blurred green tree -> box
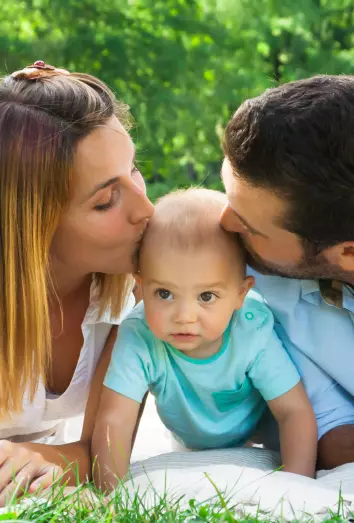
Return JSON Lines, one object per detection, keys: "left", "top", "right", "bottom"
{"left": 0, "top": 0, "right": 353, "bottom": 199}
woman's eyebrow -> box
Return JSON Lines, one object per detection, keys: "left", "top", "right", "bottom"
{"left": 89, "top": 177, "right": 119, "bottom": 198}
{"left": 88, "top": 145, "right": 136, "bottom": 199}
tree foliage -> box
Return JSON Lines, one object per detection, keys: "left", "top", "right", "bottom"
{"left": 1, "top": 0, "right": 353, "bottom": 199}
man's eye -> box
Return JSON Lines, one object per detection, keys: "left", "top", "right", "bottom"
{"left": 156, "top": 289, "right": 173, "bottom": 300}
{"left": 199, "top": 292, "right": 215, "bottom": 303}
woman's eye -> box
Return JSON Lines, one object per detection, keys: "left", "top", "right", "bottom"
{"left": 199, "top": 292, "right": 215, "bottom": 303}
{"left": 94, "top": 189, "right": 119, "bottom": 211}
{"left": 156, "top": 289, "right": 173, "bottom": 301}
{"left": 94, "top": 198, "right": 114, "bottom": 211}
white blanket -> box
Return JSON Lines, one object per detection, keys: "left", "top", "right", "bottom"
{"left": 126, "top": 448, "right": 354, "bottom": 520}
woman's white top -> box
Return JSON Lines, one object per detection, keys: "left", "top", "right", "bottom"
{"left": 0, "top": 284, "right": 135, "bottom": 444}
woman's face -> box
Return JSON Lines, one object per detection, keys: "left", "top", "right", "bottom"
{"left": 51, "top": 116, "right": 154, "bottom": 277}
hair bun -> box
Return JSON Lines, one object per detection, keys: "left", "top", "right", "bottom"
{"left": 11, "top": 61, "right": 70, "bottom": 81}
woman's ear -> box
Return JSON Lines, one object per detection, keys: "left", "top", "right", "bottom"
{"left": 235, "top": 275, "right": 255, "bottom": 309}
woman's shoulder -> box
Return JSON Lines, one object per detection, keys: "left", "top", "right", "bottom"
{"left": 83, "top": 285, "right": 136, "bottom": 326}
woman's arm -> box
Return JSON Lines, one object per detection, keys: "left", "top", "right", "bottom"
{"left": 37, "top": 277, "right": 142, "bottom": 471}
{"left": 0, "top": 324, "right": 144, "bottom": 505}
{"left": 28, "top": 326, "right": 119, "bottom": 485}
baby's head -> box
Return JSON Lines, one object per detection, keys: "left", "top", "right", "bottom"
{"left": 137, "top": 188, "right": 254, "bottom": 356}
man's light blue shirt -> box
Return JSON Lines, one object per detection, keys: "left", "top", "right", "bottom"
{"left": 104, "top": 297, "right": 300, "bottom": 450}
{"left": 249, "top": 270, "right": 354, "bottom": 439}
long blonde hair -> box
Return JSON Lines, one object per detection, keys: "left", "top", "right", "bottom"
{"left": 0, "top": 69, "right": 133, "bottom": 417}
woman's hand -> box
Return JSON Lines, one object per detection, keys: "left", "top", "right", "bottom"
{"left": 0, "top": 440, "right": 63, "bottom": 506}
{"left": 0, "top": 323, "right": 122, "bottom": 506}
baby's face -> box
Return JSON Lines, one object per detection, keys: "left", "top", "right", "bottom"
{"left": 139, "top": 244, "right": 252, "bottom": 358}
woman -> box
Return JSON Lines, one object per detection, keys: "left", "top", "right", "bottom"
{"left": 0, "top": 60, "right": 154, "bottom": 504}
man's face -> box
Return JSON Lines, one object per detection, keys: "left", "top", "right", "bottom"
{"left": 220, "top": 158, "right": 348, "bottom": 280}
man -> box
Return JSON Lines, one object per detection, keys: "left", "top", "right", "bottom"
{"left": 220, "top": 75, "right": 354, "bottom": 470}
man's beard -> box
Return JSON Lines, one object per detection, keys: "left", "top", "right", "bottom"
{"left": 241, "top": 236, "right": 354, "bottom": 284}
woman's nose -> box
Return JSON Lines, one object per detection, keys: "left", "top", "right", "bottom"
{"left": 129, "top": 189, "right": 154, "bottom": 225}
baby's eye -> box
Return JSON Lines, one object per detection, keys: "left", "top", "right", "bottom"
{"left": 156, "top": 289, "right": 173, "bottom": 301}
{"left": 199, "top": 292, "right": 216, "bottom": 303}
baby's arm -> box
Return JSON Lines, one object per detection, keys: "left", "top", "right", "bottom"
{"left": 92, "top": 386, "right": 141, "bottom": 491}
{"left": 267, "top": 382, "right": 317, "bottom": 478}
{"left": 91, "top": 312, "right": 152, "bottom": 491}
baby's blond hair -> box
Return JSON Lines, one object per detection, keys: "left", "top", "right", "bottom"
{"left": 139, "top": 187, "right": 245, "bottom": 275}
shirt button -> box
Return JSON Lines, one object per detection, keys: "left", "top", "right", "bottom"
{"left": 245, "top": 312, "right": 254, "bottom": 320}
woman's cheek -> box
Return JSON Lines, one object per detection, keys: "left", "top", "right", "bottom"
{"left": 98, "top": 210, "right": 126, "bottom": 241}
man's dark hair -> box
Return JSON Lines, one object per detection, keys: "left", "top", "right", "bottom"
{"left": 223, "top": 75, "right": 354, "bottom": 248}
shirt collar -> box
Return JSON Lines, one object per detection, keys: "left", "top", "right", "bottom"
{"left": 300, "top": 278, "right": 354, "bottom": 313}
{"left": 342, "top": 284, "right": 354, "bottom": 312}
{"left": 300, "top": 279, "right": 320, "bottom": 297}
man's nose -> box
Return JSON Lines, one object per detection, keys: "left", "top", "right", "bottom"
{"left": 220, "top": 204, "right": 242, "bottom": 233}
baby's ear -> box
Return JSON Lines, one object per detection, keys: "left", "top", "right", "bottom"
{"left": 240, "top": 275, "right": 255, "bottom": 298}
{"left": 133, "top": 274, "right": 143, "bottom": 303}
{"left": 235, "top": 276, "right": 255, "bottom": 309}
{"left": 134, "top": 274, "right": 142, "bottom": 286}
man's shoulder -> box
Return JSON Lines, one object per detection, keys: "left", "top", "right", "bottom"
{"left": 247, "top": 268, "right": 309, "bottom": 309}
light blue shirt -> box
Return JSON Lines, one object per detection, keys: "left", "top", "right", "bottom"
{"left": 104, "top": 296, "right": 300, "bottom": 450}
{"left": 249, "top": 271, "right": 354, "bottom": 439}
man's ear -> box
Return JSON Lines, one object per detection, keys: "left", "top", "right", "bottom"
{"left": 235, "top": 275, "right": 255, "bottom": 309}
{"left": 324, "top": 242, "right": 354, "bottom": 272}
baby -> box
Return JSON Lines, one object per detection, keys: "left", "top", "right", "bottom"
{"left": 92, "top": 188, "right": 317, "bottom": 490}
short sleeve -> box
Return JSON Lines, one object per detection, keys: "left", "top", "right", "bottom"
{"left": 104, "top": 318, "right": 152, "bottom": 403}
{"left": 247, "top": 308, "right": 300, "bottom": 401}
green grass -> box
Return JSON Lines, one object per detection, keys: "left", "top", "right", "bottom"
{"left": 0, "top": 470, "right": 351, "bottom": 523}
